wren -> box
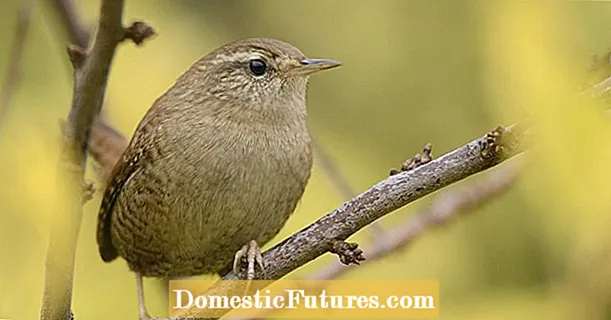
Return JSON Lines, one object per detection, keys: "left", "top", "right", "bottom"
{"left": 96, "top": 37, "right": 341, "bottom": 319}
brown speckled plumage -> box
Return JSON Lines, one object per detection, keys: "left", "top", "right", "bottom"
{"left": 96, "top": 38, "right": 338, "bottom": 279}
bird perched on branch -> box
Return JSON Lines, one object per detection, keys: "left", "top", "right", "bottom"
{"left": 96, "top": 37, "right": 341, "bottom": 319}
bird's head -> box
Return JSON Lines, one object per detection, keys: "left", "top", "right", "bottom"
{"left": 189, "top": 37, "right": 341, "bottom": 113}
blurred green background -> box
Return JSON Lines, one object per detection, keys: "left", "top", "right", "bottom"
{"left": 2, "top": 0, "right": 611, "bottom": 319}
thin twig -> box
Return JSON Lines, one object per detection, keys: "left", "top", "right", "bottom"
{"left": 174, "top": 124, "right": 529, "bottom": 319}
{"left": 0, "top": 0, "right": 39, "bottom": 131}
{"left": 51, "top": 0, "right": 89, "bottom": 47}
{"left": 40, "top": 1, "right": 154, "bottom": 319}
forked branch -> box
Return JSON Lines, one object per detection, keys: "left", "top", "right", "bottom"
{"left": 40, "top": 1, "right": 154, "bottom": 319}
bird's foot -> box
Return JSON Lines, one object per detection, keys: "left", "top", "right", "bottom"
{"left": 139, "top": 313, "right": 164, "bottom": 320}
{"left": 139, "top": 311, "right": 166, "bottom": 320}
{"left": 139, "top": 311, "right": 152, "bottom": 320}
{"left": 139, "top": 308, "right": 165, "bottom": 320}
{"left": 233, "top": 240, "right": 266, "bottom": 280}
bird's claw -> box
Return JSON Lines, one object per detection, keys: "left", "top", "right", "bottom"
{"left": 233, "top": 240, "right": 266, "bottom": 280}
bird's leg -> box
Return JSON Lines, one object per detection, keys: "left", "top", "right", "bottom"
{"left": 233, "top": 240, "right": 266, "bottom": 280}
{"left": 136, "top": 273, "right": 153, "bottom": 320}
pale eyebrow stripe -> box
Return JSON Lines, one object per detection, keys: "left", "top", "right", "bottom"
{"left": 208, "top": 52, "right": 254, "bottom": 65}
{"left": 208, "top": 48, "right": 276, "bottom": 65}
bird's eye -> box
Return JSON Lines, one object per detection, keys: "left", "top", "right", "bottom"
{"left": 248, "top": 59, "right": 267, "bottom": 76}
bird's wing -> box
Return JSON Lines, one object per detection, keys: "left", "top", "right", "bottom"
{"left": 96, "top": 91, "right": 177, "bottom": 262}
{"left": 96, "top": 140, "right": 144, "bottom": 262}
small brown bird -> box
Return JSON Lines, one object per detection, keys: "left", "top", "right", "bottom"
{"left": 96, "top": 37, "right": 340, "bottom": 319}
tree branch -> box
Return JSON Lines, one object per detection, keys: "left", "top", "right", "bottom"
{"left": 50, "top": 0, "right": 90, "bottom": 47}
{"left": 308, "top": 155, "right": 525, "bottom": 281}
{"left": 233, "top": 155, "right": 525, "bottom": 320}
{"left": 49, "top": 0, "right": 128, "bottom": 185}
{"left": 40, "top": 0, "right": 154, "bottom": 319}
{"left": 173, "top": 124, "right": 529, "bottom": 319}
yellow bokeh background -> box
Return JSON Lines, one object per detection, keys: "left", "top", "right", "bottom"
{"left": 2, "top": 0, "right": 611, "bottom": 319}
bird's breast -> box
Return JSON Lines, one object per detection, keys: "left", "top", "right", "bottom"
{"left": 164, "top": 120, "right": 313, "bottom": 251}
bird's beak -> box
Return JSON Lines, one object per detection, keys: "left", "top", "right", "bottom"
{"left": 288, "top": 58, "right": 342, "bottom": 76}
